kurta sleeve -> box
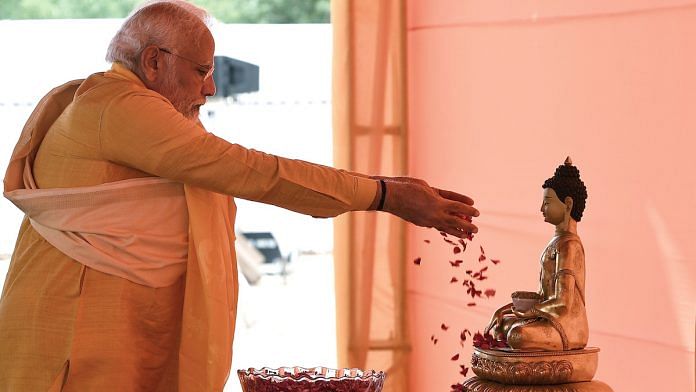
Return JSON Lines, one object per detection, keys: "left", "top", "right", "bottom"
{"left": 98, "top": 88, "right": 376, "bottom": 218}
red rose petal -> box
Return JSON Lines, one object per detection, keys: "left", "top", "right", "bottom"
{"left": 453, "top": 246, "right": 461, "bottom": 254}
{"left": 413, "top": 257, "right": 422, "bottom": 265}
{"left": 484, "top": 289, "right": 496, "bottom": 298}
{"left": 450, "top": 277, "right": 458, "bottom": 283}
{"left": 491, "top": 258, "right": 501, "bottom": 265}
{"left": 467, "top": 302, "right": 476, "bottom": 306}
{"left": 480, "top": 245, "right": 485, "bottom": 254}
{"left": 459, "top": 365, "right": 469, "bottom": 377}
{"left": 441, "top": 323, "right": 449, "bottom": 331}
{"left": 451, "top": 353, "right": 460, "bottom": 361}
{"left": 424, "top": 239, "right": 431, "bottom": 244}
{"left": 478, "top": 254, "right": 486, "bottom": 262}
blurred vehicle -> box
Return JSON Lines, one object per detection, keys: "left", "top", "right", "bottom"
{"left": 235, "top": 234, "right": 265, "bottom": 285}
{"left": 240, "top": 231, "right": 292, "bottom": 276}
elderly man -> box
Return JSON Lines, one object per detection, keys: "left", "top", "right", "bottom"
{"left": 0, "top": 1, "right": 478, "bottom": 391}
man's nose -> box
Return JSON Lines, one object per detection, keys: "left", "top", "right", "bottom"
{"left": 202, "top": 76, "right": 216, "bottom": 97}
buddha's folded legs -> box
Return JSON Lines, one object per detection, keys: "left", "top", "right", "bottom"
{"left": 507, "top": 318, "right": 564, "bottom": 351}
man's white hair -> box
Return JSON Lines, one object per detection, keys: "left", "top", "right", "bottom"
{"left": 106, "top": 0, "right": 211, "bottom": 70}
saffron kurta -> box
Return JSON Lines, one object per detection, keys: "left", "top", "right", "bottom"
{"left": 0, "top": 64, "right": 377, "bottom": 391}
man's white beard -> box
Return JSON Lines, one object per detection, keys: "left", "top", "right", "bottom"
{"left": 160, "top": 74, "right": 199, "bottom": 120}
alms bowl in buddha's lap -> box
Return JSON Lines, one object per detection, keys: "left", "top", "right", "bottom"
{"left": 511, "top": 291, "right": 541, "bottom": 312}
{"left": 238, "top": 366, "right": 385, "bottom": 392}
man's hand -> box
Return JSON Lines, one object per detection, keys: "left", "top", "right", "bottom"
{"left": 375, "top": 176, "right": 479, "bottom": 238}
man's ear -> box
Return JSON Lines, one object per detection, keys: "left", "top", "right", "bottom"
{"left": 564, "top": 196, "right": 574, "bottom": 212}
{"left": 139, "top": 46, "right": 162, "bottom": 83}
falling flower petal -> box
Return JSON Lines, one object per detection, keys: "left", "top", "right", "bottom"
{"left": 480, "top": 245, "right": 485, "bottom": 254}
{"left": 451, "top": 353, "right": 460, "bottom": 361}
{"left": 441, "top": 323, "right": 449, "bottom": 331}
{"left": 467, "top": 302, "right": 476, "bottom": 306}
{"left": 484, "top": 289, "right": 496, "bottom": 298}
{"left": 459, "top": 365, "right": 469, "bottom": 377}
{"left": 453, "top": 246, "right": 461, "bottom": 254}
{"left": 450, "top": 277, "right": 458, "bottom": 283}
{"left": 424, "top": 239, "right": 431, "bottom": 244}
{"left": 478, "top": 254, "right": 486, "bottom": 262}
{"left": 413, "top": 257, "right": 422, "bottom": 265}
{"left": 491, "top": 259, "right": 501, "bottom": 265}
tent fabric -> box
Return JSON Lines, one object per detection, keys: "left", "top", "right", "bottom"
{"left": 334, "top": 1, "right": 695, "bottom": 391}
{"left": 406, "top": 1, "right": 695, "bottom": 391}
{"left": 332, "top": 0, "right": 410, "bottom": 391}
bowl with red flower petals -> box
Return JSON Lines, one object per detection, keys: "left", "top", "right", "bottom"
{"left": 238, "top": 366, "right": 385, "bottom": 392}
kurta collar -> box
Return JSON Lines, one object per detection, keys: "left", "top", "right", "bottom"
{"left": 106, "top": 62, "right": 147, "bottom": 88}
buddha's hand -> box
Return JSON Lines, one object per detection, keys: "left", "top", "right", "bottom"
{"left": 485, "top": 303, "right": 514, "bottom": 335}
{"left": 484, "top": 309, "right": 504, "bottom": 335}
{"left": 512, "top": 306, "right": 536, "bottom": 319}
{"left": 377, "top": 176, "right": 479, "bottom": 238}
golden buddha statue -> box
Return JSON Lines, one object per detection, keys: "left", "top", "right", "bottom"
{"left": 485, "top": 156, "right": 588, "bottom": 351}
{"left": 462, "top": 158, "right": 613, "bottom": 392}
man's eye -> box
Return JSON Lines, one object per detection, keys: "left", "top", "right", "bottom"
{"left": 198, "top": 69, "right": 207, "bottom": 76}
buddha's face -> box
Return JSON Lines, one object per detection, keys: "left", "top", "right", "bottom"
{"left": 540, "top": 188, "right": 568, "bottom": 225}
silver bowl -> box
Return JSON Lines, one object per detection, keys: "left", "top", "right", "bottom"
{"left": 238, "top": 366, "right": 385, "bottom": 392}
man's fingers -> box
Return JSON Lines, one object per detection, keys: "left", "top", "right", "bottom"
{"left": 450, "top": 204, "right": 480, "bottom": 219}
{"left": 439, "top": 217, "right": 478, "bottom": 238}
{"left": 439, "top": 226, "right": 466, "bottom": 238}
{"left": 435, "top": 188, "right": 475, "bottom": 206}
{"left": 445, "top": 206, "right": 479, "bottom": 231}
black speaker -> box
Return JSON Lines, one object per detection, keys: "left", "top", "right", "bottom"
{"left": 213, "top": 56, "right": 260, "bottom": 97}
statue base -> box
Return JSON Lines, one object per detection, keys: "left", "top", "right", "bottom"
{"left": 461, "top": 377, "right": 613, "bottom": 391}
{"left": 471, "top": 347, "right": 599, "bottom": 385}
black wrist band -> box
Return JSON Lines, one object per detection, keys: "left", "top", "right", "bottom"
{"left": 377, "top": 179, "right": 387, "bottom": 210}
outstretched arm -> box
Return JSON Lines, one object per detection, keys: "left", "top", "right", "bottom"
{"left": 369, "top": 176, "right": 479, "bottom": 238}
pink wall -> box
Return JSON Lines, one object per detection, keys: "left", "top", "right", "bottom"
{"left": 406, "top": 1, "right": 696, "bottom": 391}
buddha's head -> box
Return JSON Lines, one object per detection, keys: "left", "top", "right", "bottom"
{"left": 541, "top": 157, "right": 587, "bottom": 225}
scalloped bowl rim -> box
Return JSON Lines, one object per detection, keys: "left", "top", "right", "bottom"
{"left": 237, "top": 366, "right": 386, "bottom": 382}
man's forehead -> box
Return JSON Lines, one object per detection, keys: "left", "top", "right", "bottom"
{"left": 179, "top": 32, "right": 215, "bottom": 64}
